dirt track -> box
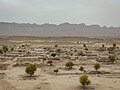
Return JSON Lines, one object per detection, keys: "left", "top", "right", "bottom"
{"left": 0, "top": 73, "right": 17, "bottom": 90}
{"left": 0, "top": 79, "right": 16, "bottom": 90}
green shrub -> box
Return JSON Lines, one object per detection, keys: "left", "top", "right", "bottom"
{"left": 25, "top": 64, "right": 37, "bottom": 76}
{"left": 65, "top": 61, "right": 74, "bottom": 69}
{"left": 108, "top": 55, "right": 116, "bottom": 63}
{"left": 80, "top": 75, "right": 91, "bottom": 89}
{"left": 94, "top": 63, "right": 101, "bottom": 71}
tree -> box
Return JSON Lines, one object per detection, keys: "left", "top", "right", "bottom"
{"left": 102, "top": 44, "right": 105, "bottom": 48}
{"left": 53, "top": 69, "right": 59, "bottom": 75}
{"left": 55, "top": 45, "right": 58, "bottom": 47}
{"left": 51, "top": 53, "right": 56, "bottom": 57}
{"left": 94, "top": 63, "right": 101, "bottom": 71}
{"left": 11, "top": 48, "right": 14, "bottom": 51}
{"left": 3, "top": 45, "right": 8, "bottom": 53}
{"left": 113, "top": 43, "right": 116, "bottom": 48}
{"left": 85, "top": 47, "right": 88, "bottom": 51}
{"left": 65, "top": 61, "right": 74, "bottom": 69}
{"left": 25, "top": 64, "right": 37, "bottom": 76}
{"left": 117, "top": 47, "right": 119, "bottom": 49}
{"left": 79, "top": 66, "right": 84, "bottom": 72}
{"left": 108, "top": 55, "right": 116, "bottom": 63}
{"left": 80, "top": 75, "right": 91, "bottom": 89}
{"left": 83, "top": 43, "right": 86, "bottom": 47}
{"left": 47, "top": 60, "right": 53, "bottom": 66}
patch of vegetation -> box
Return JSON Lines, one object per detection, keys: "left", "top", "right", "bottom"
{"left": 55, "top": 45, "right": 58, "bottom": 47}
{"left": 80, "top": 75, "right": 91, "bottom": 89}
{"left": 53, "top": 69, "right": 59, "bottom": 75}
{"left": 113, "top": 43, "right": 116, "bottom": 48}
{"left": 51, "top": 53, "right": 56, "bottom": 57}
{"left": 47, "top": 60, "right": 53, "bottom": 66}
{"left": 94, "top": 63, "right": 101, "bottom": 72}
{"left": 108, "top": 55, "right": 116, "bottom": 63}
{"left": 79, "top": 66, "right": 84, "bottom": 72}
{"left": 25, "top": 64, "right": 37, "bottom": 76}
{"left": 3, "top": 45, "right": 8, "bottom": 53}
{"left": 84, "top": 47, "right": 88, "bottom": 51}
{"left": 83, "top": 43, "right": 86, "bottom": 47}
{"left": 65, "top": 61, "right": 74, "bottom": 69}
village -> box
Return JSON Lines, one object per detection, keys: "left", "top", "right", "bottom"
{"left": 0, "top": 37, "right": 120, "bottom": 90}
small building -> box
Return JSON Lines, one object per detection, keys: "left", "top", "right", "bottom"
{"left": 96, "top": 56, "right": 108, "bottom": 62}
{"left": 0, "top": 64, "right": 9, "bottom": 70}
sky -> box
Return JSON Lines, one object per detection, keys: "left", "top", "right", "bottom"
{"left": 0, "top": 0, "right": 120, "bottom": 26}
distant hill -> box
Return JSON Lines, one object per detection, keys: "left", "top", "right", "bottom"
{"left": 0, "top": 22, "right": 120, "bottom": 37}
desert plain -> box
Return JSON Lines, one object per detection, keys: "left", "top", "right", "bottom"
{"left": 0, "top": 36, "right": 120, "bottom": 90}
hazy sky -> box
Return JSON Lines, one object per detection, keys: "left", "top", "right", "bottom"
{"left": 0, "top": 0, "right": 120, "bottom": 26}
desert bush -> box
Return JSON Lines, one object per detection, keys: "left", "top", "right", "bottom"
{"left": 102, "top": 44, "right": 105, "bottom": 48}
{"left": 11, "top": 48, "right": 14, "bottom": 51}
{"left": 55, "top": 45, "right": 58, "bottom": 47}
{"left": 51, "top": 53, "right": 56, "bottom": 57}
{"left": 3, "top": 45, "right": 8, "bottom": 53}
{"left": 53, "top": 69, "right": 59, "bottom": 75}
{"left": 79, "top": 66, "right": 84, "bottom": 72}
{"left": 18, "top": 50, "right": 22, "bottom": 52}
{"left": 113, "top": 43, "right": 116, "bottom": 48}
{"left": 83, "top": 43, "right": 86, "bottom": 47}
{"left": 108, "top": 55, "right": 116, "bottom": 63}
{"left": 25, "top": 64, "right": 37, "bottom": 76}
{"left": 85, "top": 47, "right": 88, "bottom": 51}
{"left": 80, "top": 75, "right": 91, "bottom": 89}
{"left": 94, "top": 63, "right": 101, "bottom": 71}
{"left": 47, "top": 60, "right": 53, "bottom": 66}
{"left": 65, "top": 61, "right": 74, "bottom": 69}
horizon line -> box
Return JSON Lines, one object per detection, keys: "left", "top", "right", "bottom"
{"left": 0, "top": 21, "right": 120, "bottom": 28}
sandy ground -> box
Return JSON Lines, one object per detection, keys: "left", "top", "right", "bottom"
{"left": 0, "top": 65, "right": 119, "bottom": 90}
{"left": 0, "top": 37, "right": 120, "bottom": 90}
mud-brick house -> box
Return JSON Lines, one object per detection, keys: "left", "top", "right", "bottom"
{"left": 115, "top": 51, "right": 120, "bottom": 60}
{"left": 0, "top": 64, "right": 9, "bottom": 70}
{"left": 85, "top": 51, "right": 98, "bottom": 59}
{"left": 96, "top": 56, "right": 108, "bottom": 62}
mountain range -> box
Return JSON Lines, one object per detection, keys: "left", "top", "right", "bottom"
{"left": 0, "top": 22, "right": 120, "bottom": 37}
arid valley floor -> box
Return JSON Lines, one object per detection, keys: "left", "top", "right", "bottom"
{"left": 0, "top": 36, "right": 120, "bottom": 90}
